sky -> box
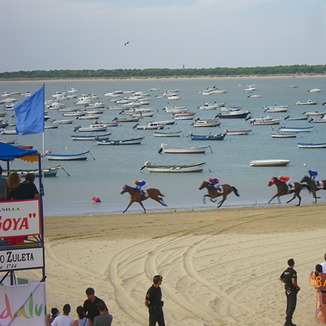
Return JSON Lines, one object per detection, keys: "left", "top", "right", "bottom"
{"left": 1, "top": 0, "right": 326, "bottom": 72}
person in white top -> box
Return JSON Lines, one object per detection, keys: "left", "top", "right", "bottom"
{"left": 52, "top": 304, "right": 74, "bottom": 326}
{"left": 320, "top": 253, "right": 326, "bottom": 273}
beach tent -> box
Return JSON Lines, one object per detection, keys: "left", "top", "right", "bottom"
{"left": 0, "top": 142, "right": 39, "bottom": 161}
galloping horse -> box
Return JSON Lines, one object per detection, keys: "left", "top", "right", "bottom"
{"left": 300, "top": 175, "right": 326, "bottom": 203}
{"left": 120, "top": 185, "right": 167, "bottom": 213}
{"left": 268, "top": 177, "right": 310, "bottom": 206}
{"left": 199, "top": 181, "right": 240, "bottom": 208}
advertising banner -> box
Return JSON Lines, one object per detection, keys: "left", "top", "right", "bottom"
{"left": 0, "top": 247, "right": 44, "bottom": 272}
{"left": 0, "top": 282, "right": 46, "bottom": 326}
{"left": 0, "top": 200, "right": 40, "bottom": 238}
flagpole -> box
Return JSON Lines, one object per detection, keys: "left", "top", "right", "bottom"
{"left": 41, "top": 84, "right": 45, "bottom": 196}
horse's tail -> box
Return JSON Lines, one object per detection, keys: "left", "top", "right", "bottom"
{"left": 232, "top": 186, "right": 240, "bottom": 197}
{"left": 301, "top": 183, "right": 311, "bottom": 193}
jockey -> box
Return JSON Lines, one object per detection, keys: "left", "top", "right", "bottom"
{"left": 278, "top": 176, "right": 293, "bottom": 188}
{"left": 134, "top": 180, "right": 148, "bottom": 196}
{"left": 308, "top": 170, "right": 318, "bottom": 181}
{"left": 208, "top": 178, "right": 222, "bottom": 192}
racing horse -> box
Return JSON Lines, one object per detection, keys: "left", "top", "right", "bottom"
{"left": 199, "top": 181, "right": 240, "bottom": 208}
{"left": 120, "top": 185, "right": 167, "bottom": 213}
{"left": 300, "top": 175, "right": 326, "bottom": 203}
{"left": 268, "top": 177, "right": 310, "bottom": 206}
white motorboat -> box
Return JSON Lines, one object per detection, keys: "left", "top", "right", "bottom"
{"left": 140, "top": 161, "right": 206, "bottom": 173}
{"left": 159, "top": 143, "right": 211, "bottom": 154}
{"left": 250, "top": 159, "right": 290, "bottom": 167}
{"left": 296, "top": 99, "right": 317, "bottom": 105}
{"left": 192, "top": 118, "right": 221, "bottom": 127}
{"left": 74, "top": 125, "right": 107, "bottom": 132}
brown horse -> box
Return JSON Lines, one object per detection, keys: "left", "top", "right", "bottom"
{"left": 300, "top": 175, "right": 326, "bottom": 203}
{"left": 268, "top": 177, "right": 310, "bottom": 206}
{"left": 199, "top": 181, "right": 240, "bottom": 208}
{"left": 120, "top": 185, "right": 167, "bottom": 213}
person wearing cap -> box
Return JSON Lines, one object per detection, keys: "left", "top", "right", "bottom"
{"left": 46, "top": 307, "right": 59, "bottom": 326}
{"left": 14, "top": 172, "right": 40, "bottom": 200}
{"left": 308, "top": 169, "right": 318, "bottom": 181}
{"left": 144, "top": 275, "right": 165, "bottom": 326}
{"left": 134, "top": 180, "right": 148, "bottom": 197}
{"left": 51, "top": 304, "right": 73, "bottom": 326}
{"left": 279, "top": 258, "right": 300, "bottom": 326}
{"left": 208, "top": 178, "right": 221, "bottom": 192}
{"left": 83, "top": 287, "right": 107, "bottom": 323}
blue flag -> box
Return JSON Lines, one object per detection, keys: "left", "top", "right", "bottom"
{"left": 14, "top": 85, "right": 45, "bottom": 135}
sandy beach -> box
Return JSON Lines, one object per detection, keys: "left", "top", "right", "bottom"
{"left": 23, "top": 204, "right": 326, "bottom": 326}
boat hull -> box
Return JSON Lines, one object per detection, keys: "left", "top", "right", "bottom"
{"left": 143, "top": 162, "right": 206, "bottom": 173}
{"left": 250, "top": 159, "right": 290, "bottom": 167}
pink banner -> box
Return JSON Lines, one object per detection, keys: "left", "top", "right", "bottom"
{"left": 0, "top": 282, "right": 46, "bottom": 326}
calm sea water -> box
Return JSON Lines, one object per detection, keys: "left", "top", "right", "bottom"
{"left": 1, "top": 77, "right": 326, "bottom": 216}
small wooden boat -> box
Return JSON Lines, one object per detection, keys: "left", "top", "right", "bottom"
{"left": 297, "top": 143, "right": 326, "bottom": 149}
{"left": 4, "top": 166, "right": 61, "bottom": 177}
{"left": 113, "top": 117, "right": 140, "bottom": 123}
{"left": 192, "top": 118, "right": 221, "bottom": 127}
{"left": 309, "top": 116, "right": 326, "bottom": 123}
{"left": 304, "top": 111, "right": 326, "bottom": 116}
{"left": 250, "top": 119, "right": 280, "bottom": 125}
{"left": 278, "top": 126, "right": 313, "bottom": 133}
{"left": 52, "top": 119, "right": 74, "bottom": 125}
{"left": 226, "top": 130, "right": 253, "bottom": 136}
{"left": 271, "top": 132, "right": 296, "bottom": 138}
{"left": 77, "top": 114, "right": 102, "bottom": 120}
{"left": 97, "top": 137, "right": 144, "bottom": 145}
{"left": 284, "top": 115, "right": 308, "bottom": 121}
{"left": 1, "top": 129, "right": 17, "bottom": 135}
{"left": 159, "top": 143, "right": 212, "bottom": 154}
{"left": 45, "top": 150, "right": 90, "bottom": 161}
{"left": 263, "top": 106, "right": 288, "bottom": 113}
{"left": 189, "top": 132, "right": 226, "bottom": 140}
{"left": 71, "top": 133, "right": 111, "bottom": 141}
{"left": 215, "top": 111, "right": 250, "bottom": 119}
{"left": 153, "top": 131, "right": 181, "bottom": 137}
{"left": 249, "top": 159, "right": 290, "bottom": 167}
{"left": 140, "top": 161, "right": 206, "bottom": 173}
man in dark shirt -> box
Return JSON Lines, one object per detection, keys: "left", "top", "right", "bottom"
{"left": 83, "top": 287, "right": 107, "bottom": 322}
{"left": 144, "top": 275, "right": 165, "bottom": 326}
{"left": 280, "top": 258, "right": 300, "bottom": 326}
{"left": 14, "top": 173, "right": 40, "bottom": 200}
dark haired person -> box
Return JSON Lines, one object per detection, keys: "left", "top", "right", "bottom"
{"left": 14, "top": 173, "right": 40, "bottom": 200}
{"left": 145, "top": 275, "right": 165, "bottom": 326}
{"left": 51, "top": 304, "right": 73, "bottom": 326}
{"left": 93, "top": 301, "right": 112, "bottom": 326}
{"left": 279, "top": 258, "right": 300, "bottom": 326}
{"left": 0, "top": 165, "right": 7, "bottom": 200}
{"left": 83, "top": 287, "right": 107, "bottom": 323}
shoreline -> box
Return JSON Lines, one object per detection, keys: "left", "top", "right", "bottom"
{"left": 24, "top": 203, "right": 326, "bottom": 326}
{"left": 1, "top": 73, "right": 326, "bottom": 84}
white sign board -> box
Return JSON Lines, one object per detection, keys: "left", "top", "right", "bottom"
{"left": 0, "top": 282, "right": 46, "bottom": 326}
{"left": 0, "top": 247, "right": 44, "bottom": 272}
{"left": 0, "top": 200, "right": 41, "bottom": 237}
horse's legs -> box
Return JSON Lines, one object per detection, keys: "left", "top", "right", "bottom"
{"left": 217, "top": 199, "right": 225, "bottom": 208}
{"left": 139, "top": 201, "right": 146, "bottom": 213}
{"left": 286, "top": 193, "right": 301, "bottom": 206}
{"left": 123, "top": 200, "right": 134, "bottom": 213}
{"left": 268, "top": 195, "right": 278, "bottom": 204}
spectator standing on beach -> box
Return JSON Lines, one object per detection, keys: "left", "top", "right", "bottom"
{"left": 46, "top": 307, "right": 60, "bottom": 326}
{"left": 73, "top": 306, "right": 92, "bottom": 326}
{"left": 320, "top": 253, "right": 326, "bottom": 273}
{"left": 279, "top": 258, "right": 300, "bottom": 326}
{"left": 4, "top": 172, "right": 21, "bottom": 200}
{"left": 51, "top": 304, "right": 73, "bottom": 326}
{"left": 14, "top": 172, "right": 40, "bottom": 200}
{"left": 144, "top": 275, "right": 165, "bottom": 326}
{"left": 93, "top": 301, "right": 112, "bottom": 326}
{"left": 312, "top": 264, "right": 326, "bottom": 293}
{"left": 0, "top": 165, "right": 7, "bottom": 200}
{"left": 83, "top": 287, "right": 107, "bottom": 323}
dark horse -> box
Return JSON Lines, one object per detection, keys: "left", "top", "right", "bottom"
{"left": 268, "top": 177, "right": 310, "bottom": 206}
{"left": 120, "top": 185, "right": 167, "bottom": 213}
{"left": 199, "top": 181, "right": 240, "bottom": 208}
{"left": 300, "top": 175, "right": 326, "bottom": 203}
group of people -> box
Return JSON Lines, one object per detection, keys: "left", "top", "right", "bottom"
{"left": 0, "top": 165, "right": 39, "bottom": 201}
{"left": 47, "top": 287, "right": 112, "bottom": 326}
{"left": 279, "top": 254, "right": 326, "bottom": 326}
{"left": 46, "top": 278, "right": 165, "bottom": 326}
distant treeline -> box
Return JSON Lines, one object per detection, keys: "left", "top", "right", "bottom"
{"left": 1, "top": 65, "right": 326, "bottom": 79}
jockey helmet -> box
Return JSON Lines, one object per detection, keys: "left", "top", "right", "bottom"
{"left": 216, "top": 179, "right": 220, "bottom": 183}
{"left": 308, "top": 170, "right": 312, "bottom": 173}
{"left": 133, "top": 180, "right": 138, "bottom": 184}
{"left": 208, "top": 178, "right": 213, "bottom": 182}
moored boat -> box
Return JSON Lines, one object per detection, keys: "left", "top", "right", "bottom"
{"left": 296, "top": 99, "right": 317, "bottom": 105}
{"left": 140, "top": 161, "right": 206, "bottom": 173}
{"left": 153, "top": 131, "right": 181, "bottom": 137}
{"left": 45, "top": 150, "right": 91, "bottom": 161}
{"left": 249, "top": 159, "right": 290, "bottom": 167}
{"left": 189, "top": 132, "right": 226, "bottom": 140}
{"left": 271, "top": 132, "right": 296, "bottom": 138}
{"left": 226, "top": 130, "right": 253, "bottom": 136}
{"left": 192, "top": 118, "right": 221, "bottom": 127}
{"left": 97, "top": 137, "right": 144, "bottom": 145}
{"left": 71, "top": 133, "right": 111, "bottom": 141}
{"left": 215, "top": 110, "right": 250, "bottom": 119}
{"left": 297, "top": 143, "right": 326, "bottom": 149}
{"left": 278, "top": 126, "right": 313, "bottom": 133}
{"left": 3, "top": 166, "right": 62, "bottom": 177}
{"left": 159, "top": 143, "right": 212, "bottom": 154}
